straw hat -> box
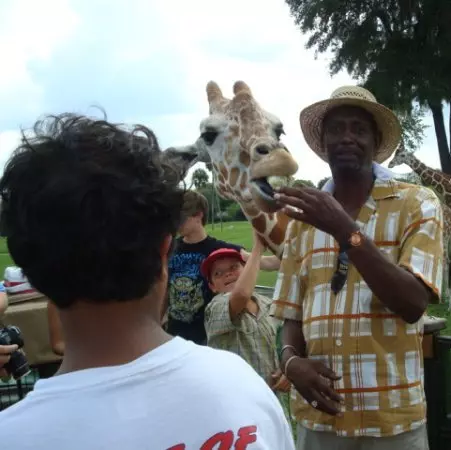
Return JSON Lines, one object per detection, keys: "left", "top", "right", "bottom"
{"left": 299, "top": 86, "right": 402, "bottom": 164}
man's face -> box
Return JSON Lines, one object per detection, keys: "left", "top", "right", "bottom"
{"left": 322, "top": 106, "right": 379, "bottom": 175}
{"left": 208, "top": 256, "right": 244, "bottom": 294}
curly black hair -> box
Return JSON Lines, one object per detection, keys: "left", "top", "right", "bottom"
{"left": 0, "top": 114, "right": 184, "bottom": 308}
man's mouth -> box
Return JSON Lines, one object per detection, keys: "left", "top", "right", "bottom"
{"left": 334, "top": 146, "right": 362, "bottom": 157}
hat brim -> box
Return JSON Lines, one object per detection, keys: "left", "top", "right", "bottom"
{"left": 200, "top": 249, "right": 244, "bottom": 280}
{"left": 299, "top": 97, "right": 402, "bottom": 164}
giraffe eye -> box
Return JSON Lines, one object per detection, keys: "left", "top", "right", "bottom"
{"left": 201, "top": 131, "right": 218, "bottom": 146}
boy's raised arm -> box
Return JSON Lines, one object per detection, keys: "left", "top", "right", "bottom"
{"left": 229, "top": 231, "right": 265, "bottom": 320}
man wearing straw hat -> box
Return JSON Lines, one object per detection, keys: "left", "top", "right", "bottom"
{"left": 270, "top": 86, "right": 443, "bottom": 449}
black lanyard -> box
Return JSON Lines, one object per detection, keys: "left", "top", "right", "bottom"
{"left": 331, "top": 250, "right": 349, "bottom": 295}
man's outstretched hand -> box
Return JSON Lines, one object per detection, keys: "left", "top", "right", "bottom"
{"left": 274, "top": 186, "right": 357, "bottom": 242}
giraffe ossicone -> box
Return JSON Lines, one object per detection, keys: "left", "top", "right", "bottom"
{"left": 164, "top": 80, "right": 299, "bottom": 257}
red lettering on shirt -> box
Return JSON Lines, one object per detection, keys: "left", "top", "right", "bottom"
{"left": 167, "top": 425, "right": 258, "bottom": 450}
{"left": 235, "top": 426, "right": 257, "bottom": 449}
{"left": 200, "top": 430, "right": 234, "bottom": 449}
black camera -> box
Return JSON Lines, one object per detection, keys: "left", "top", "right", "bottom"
{"left": 0, "top": 325, "right": 30, "bottom": 380}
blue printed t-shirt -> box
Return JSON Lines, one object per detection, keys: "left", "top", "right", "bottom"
{"left": 167, "top": 236, "right": 242, "bottom": 345}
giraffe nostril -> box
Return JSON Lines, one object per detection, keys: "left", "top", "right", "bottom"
{"left": 255, "top": 144, "right": 270, "bottom": 156}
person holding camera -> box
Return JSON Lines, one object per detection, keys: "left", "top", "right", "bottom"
{"left": 0, "top": 344, "right": 18, "bottom": 378}
{"left": 0, "top": 114, "right": 295, "bottom": 450}
{"left": 0, "top": 282, "right": 17, "bottom": 379}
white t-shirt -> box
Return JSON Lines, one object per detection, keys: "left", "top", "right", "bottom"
{"left": 0, "top": 337, "right": 295, "bottom": 450}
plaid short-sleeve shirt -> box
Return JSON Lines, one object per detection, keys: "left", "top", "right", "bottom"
{"left": 205, "top": 292, "right": 279, "bottom": 382}
{"left": 270, "top": 179, "right": 443, "bottom": 438}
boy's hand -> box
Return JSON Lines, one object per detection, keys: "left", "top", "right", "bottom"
{"left": 252, "top": 230, "right": 266, "bottom": 252}
{"left": 270, "top": 368, "right": 291, "bottom": 393}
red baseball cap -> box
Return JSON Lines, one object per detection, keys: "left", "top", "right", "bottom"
{"left": 200, "top": 248, "right": 245, "bottom": 280}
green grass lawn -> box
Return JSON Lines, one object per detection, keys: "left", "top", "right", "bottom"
{"left": 207, "top": 220, "right": 451, "bottom": 335}
{"left": 0, "top": 239, "right": 12, "bottom": 277}
{"left": 206, "top": 221, "right": 277, "bottom": 287}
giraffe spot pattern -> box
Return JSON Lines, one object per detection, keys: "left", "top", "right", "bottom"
{"left": 229, "top": 168, "right": 239, "bottom": 187}
{"left": 239, "top": 152, "right": 250, "bottom": 166}
{"left": 252, "top": 214, "right": 267, "bottom": 234}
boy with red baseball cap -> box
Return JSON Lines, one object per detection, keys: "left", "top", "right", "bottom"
{"left": 202, "top": 231, "right": 291, "bottom": 402}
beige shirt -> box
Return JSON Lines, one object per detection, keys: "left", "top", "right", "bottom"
{"left": 270, "top": 179, "right": 443, "bottom": 437}
{"left": 205, "top": 292, "right": 279, "bottom": 382}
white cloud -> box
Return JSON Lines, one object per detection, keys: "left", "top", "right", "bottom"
{"left": 0, "top": 0, "right": 446, "bottom": 184}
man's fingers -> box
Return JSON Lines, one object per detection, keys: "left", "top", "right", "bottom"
{"left": 316, "top": 379, "right": 344, "bottom": 404}
{"left": 282, "top": 209, "right": 307, "bottom": 223}
{"left": 0, "top": 344, "right": 18, "bottom": 355}
{"left": 309, "top": 389, "right": 342, "bottom": 416}
{"left": 277, "top": 186, "right": 318, "bottom": 200}
{"left": 315, "top": 362, "right": 341, "bottom": 381}
{"left": 275, "top": 193, "right": 311, "bottom": 212}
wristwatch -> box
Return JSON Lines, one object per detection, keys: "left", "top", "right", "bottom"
{"left": 339, "top": 229, "right": 364, "bottom": 252}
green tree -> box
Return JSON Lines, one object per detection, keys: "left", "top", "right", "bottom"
{"left": 197, "top": 183, "right": 235, "bottom": 219}
{"left": 191, "top": 168, "right": 209, "bottom": 190}
{"left": 293, "top": 179, "right": 315, "bottom": 188}
{"left": 285, "top": 0, "right": 451, "bottom": 171}
{"left": 398, "top": 106, "right": 429, "bottom": 154}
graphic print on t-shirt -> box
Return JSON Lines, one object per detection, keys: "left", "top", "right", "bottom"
{"left": 166, "top": 424, "right": 258, "bottom": 450}
{"left": 168, "top": 251, "right": 205, "bottom": 323}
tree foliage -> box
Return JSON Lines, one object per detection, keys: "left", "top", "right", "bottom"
{"left": 286, "top": 0, "right": 451, "bottom": 170}
{"left": 293, "top": 179, "right": 315, "bottom": 188}
{"left": 398, "top": 105, "right": 428, "bottom": 153}
{"left": 191, "top": 168, "right": 209, "bottom": 190}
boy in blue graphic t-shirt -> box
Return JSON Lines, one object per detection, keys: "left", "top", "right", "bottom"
{"left": 166, "top": 191, "right": 279, "bottom": 345}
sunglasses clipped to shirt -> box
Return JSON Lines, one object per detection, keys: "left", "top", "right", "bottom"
{"left": 331, "top": 251, "right": 349, "bottom": 295}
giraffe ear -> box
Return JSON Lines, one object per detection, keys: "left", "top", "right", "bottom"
{"left": 233, "top": 81, "right": 252, "bottom": 97}
{"left": 206, "top": 81, "right": 223, "bottom": 105}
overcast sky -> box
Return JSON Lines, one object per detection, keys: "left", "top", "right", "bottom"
{"left": 0, "top": 0, "right": 447, "bottom": 183}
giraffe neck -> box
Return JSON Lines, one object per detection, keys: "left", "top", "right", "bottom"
{"left": 212, "top": 164, "right": 287, "bottom": 257}
{"left": 236, "top": 200, "right": 288, "bottom": 257}
{"left": 406, "top": 155, "right": 451, "bottom": 205}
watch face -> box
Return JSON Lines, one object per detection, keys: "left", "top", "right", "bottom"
{"left": 350, "top": 232, "right": 362, "bottom": 246}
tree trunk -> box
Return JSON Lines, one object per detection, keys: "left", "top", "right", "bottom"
{"left": 429, "top": 102, "right": 451, "bottom": 174}
{"left": 449, "top": 102, "right": 451, "bottom": 149}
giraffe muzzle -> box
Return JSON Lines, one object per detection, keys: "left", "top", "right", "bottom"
{"left": 249, "top": 147, "right": 298, "bottom": 212}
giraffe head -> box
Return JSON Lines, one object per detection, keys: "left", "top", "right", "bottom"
{"left": 388, "top": 141, "right": 409, "bottom": 169}
{"left": 166, "top": 80, "right": 298, "bottom": 213}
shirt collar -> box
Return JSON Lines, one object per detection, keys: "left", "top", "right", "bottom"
{"left": 321, "top": 162, "right": 400, "bottom": 201}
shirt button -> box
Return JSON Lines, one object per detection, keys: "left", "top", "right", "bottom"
{"left": 336, "top": 339, "right": 342, "bottom": 347}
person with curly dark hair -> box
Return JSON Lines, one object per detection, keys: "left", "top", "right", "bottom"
{"left": 0, "top": 114, "right": 295, "bottom": 450}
